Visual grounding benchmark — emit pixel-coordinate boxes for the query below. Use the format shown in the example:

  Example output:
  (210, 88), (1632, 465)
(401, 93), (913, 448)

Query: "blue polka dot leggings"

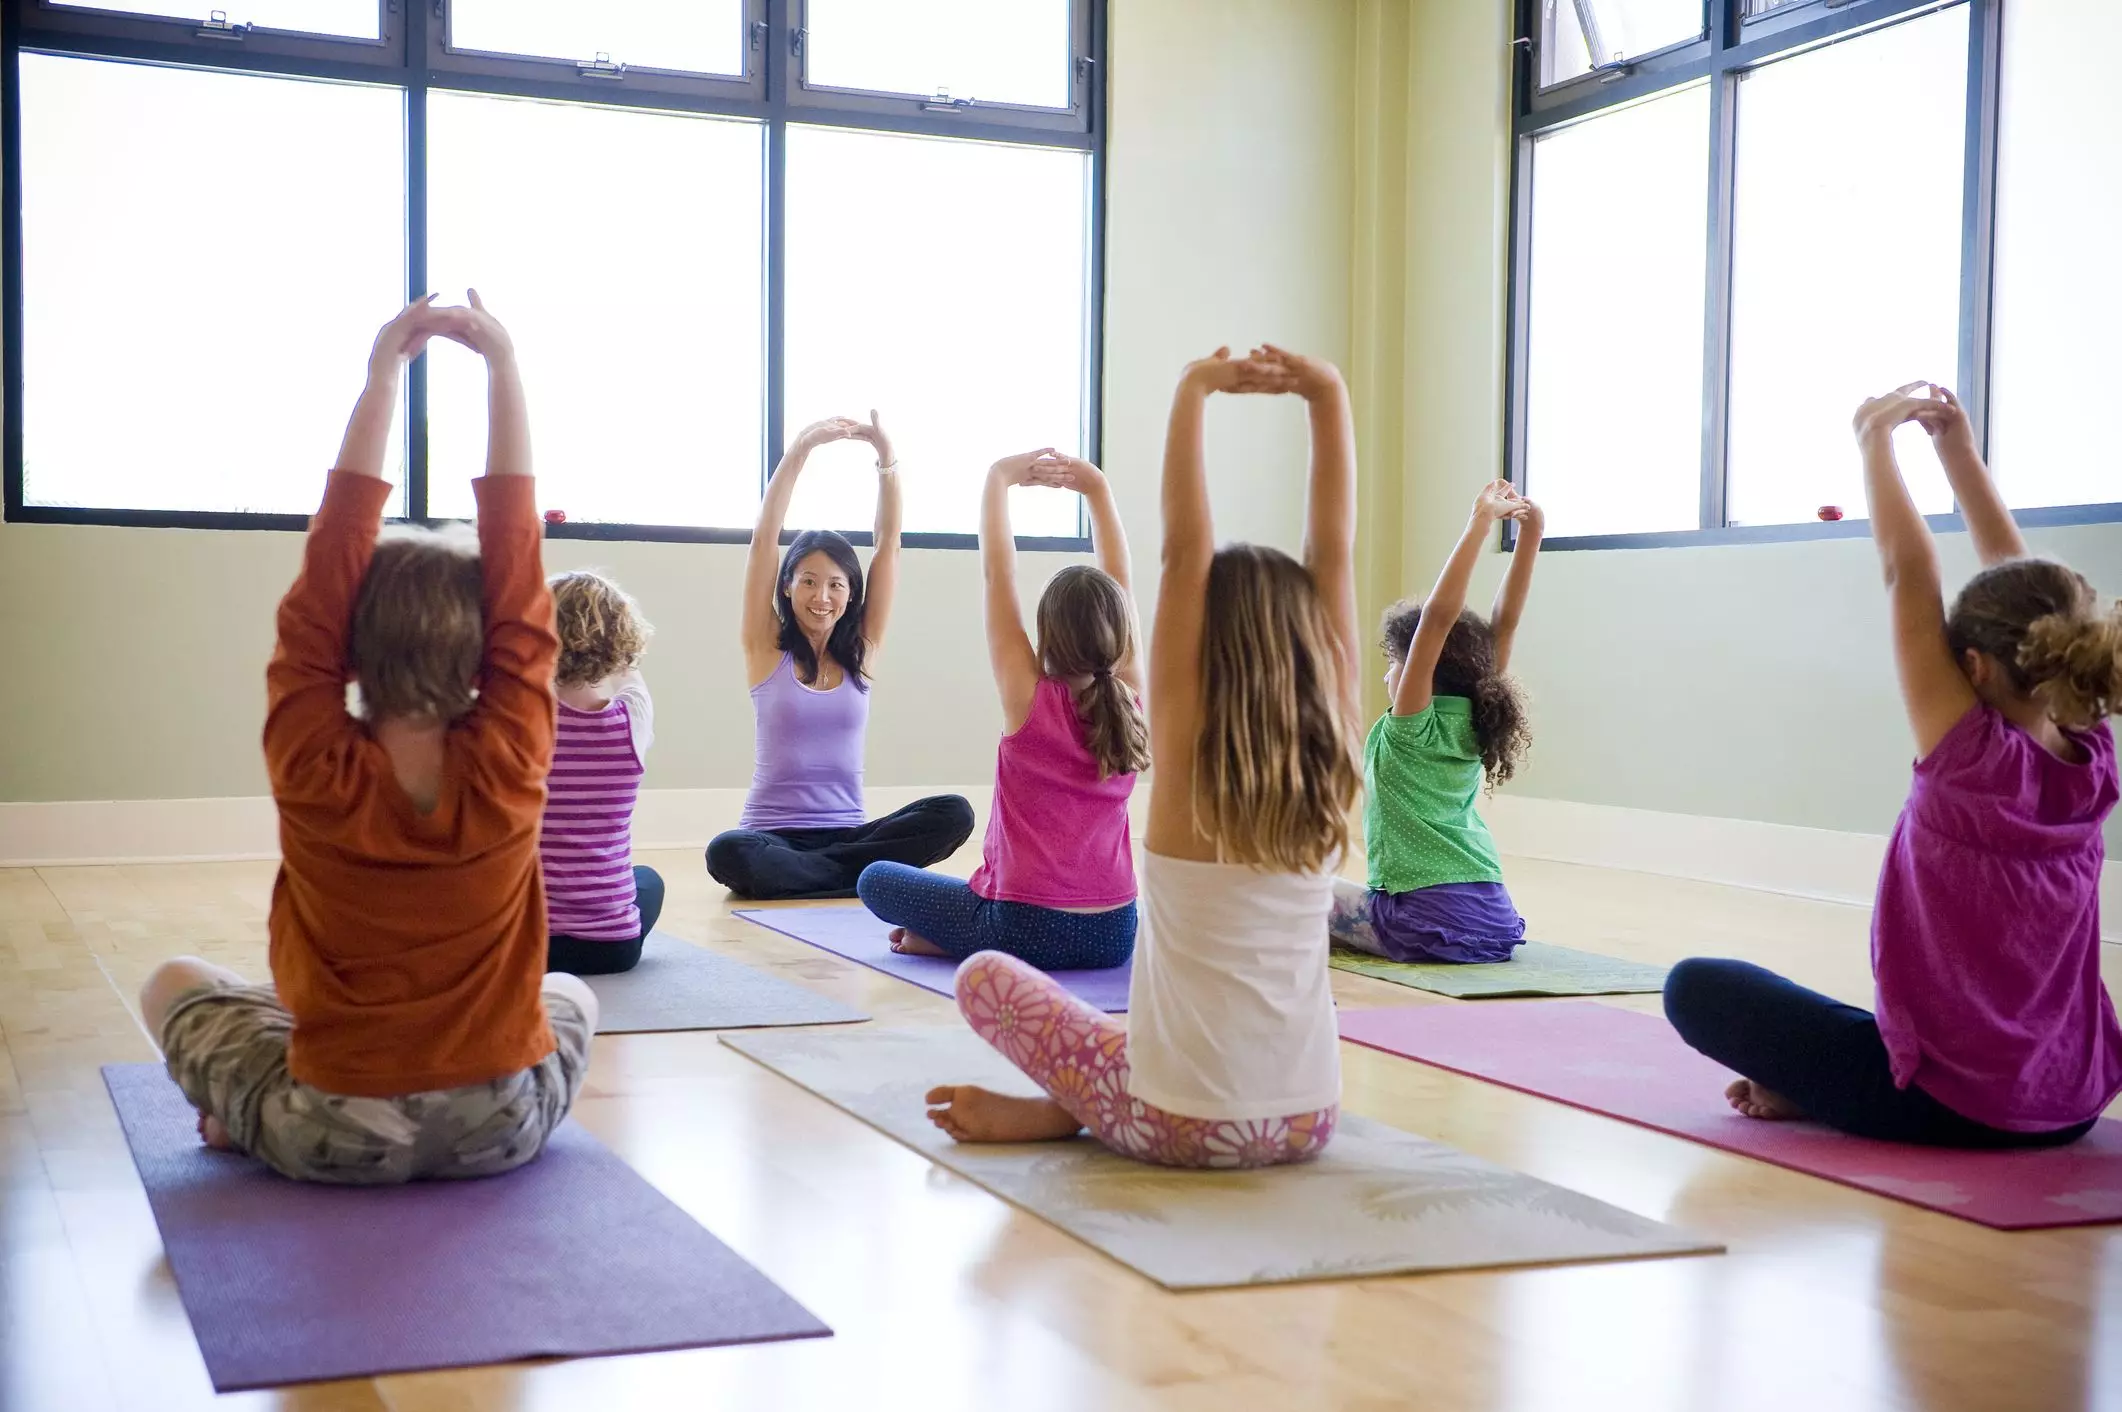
(854, 862), (1137, 970)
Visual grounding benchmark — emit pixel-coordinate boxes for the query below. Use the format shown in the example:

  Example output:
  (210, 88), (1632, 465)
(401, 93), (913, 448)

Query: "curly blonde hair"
(550, 570), (653, 689)
(1949, 558), (2122, 728)
(1191, 544), (1363, 873)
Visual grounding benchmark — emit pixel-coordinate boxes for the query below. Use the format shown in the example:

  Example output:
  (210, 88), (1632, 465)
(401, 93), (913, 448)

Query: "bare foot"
(925, 1085), (1082, 1143)
(196, 1112), (235, 1150)
(890, 928), (948, 957)
(1725, 1078), (1802, 1121)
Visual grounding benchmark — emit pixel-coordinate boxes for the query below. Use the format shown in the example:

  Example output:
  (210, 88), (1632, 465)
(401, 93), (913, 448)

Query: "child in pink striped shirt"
(542, 571), (661, 975)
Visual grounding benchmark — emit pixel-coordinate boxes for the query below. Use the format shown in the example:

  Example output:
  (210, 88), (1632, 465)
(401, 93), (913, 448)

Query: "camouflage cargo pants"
(158, 981), (591, 1185)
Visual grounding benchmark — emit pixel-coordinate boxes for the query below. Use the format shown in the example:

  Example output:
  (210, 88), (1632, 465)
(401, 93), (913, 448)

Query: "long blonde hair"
(1191, 544), (1363, 871)
(1036, 565), (1151, 778)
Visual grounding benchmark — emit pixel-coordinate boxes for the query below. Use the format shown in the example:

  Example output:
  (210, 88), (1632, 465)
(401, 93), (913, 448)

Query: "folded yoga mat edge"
(103, 1063), (830, 1391)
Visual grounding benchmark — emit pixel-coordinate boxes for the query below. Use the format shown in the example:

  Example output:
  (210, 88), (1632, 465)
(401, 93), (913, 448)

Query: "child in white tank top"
(926, 346), (1364, 1167)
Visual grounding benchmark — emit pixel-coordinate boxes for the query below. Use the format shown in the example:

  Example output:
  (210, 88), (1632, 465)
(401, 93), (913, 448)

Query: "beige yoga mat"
(1331, 941), (1670, 998)
(722, 1026), (1720, 1290)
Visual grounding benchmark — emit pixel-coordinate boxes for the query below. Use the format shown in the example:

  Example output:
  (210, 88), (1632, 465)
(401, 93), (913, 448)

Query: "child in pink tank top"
(1666, 382), (2121, 1147)
(856, 449), (1146, 972)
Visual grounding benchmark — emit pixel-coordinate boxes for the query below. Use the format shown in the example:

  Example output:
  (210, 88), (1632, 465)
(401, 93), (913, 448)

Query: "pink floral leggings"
(953, 951), (1338, 1169)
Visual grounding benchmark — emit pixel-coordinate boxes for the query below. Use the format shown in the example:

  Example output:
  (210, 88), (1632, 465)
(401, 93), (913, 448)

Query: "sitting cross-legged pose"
(542, 570), (663, 976)
(705, 414), (975, 900)
(140, 292), (600, 1184)
(1665, 381), (2122, 1148)
(926, 345), (1364, 1169)
(1329, 481), (1541, 963)
(855, 448), (1148, 971)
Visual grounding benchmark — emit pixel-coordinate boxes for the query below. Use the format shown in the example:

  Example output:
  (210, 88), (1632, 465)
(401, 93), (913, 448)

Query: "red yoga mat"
(1339, 1001), (2122, 1230)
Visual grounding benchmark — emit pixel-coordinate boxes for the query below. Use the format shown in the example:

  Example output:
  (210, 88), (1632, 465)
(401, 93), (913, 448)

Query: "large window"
(3, 0), (1105, 546)
(1510, 0), (2122, 548)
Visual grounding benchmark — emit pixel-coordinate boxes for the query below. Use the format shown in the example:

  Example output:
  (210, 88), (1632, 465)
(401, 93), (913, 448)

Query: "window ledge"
(1541, 501), (2122, 552)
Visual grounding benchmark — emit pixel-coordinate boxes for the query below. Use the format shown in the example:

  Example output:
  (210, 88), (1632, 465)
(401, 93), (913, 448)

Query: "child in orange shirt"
(139, 293), (599, 1184)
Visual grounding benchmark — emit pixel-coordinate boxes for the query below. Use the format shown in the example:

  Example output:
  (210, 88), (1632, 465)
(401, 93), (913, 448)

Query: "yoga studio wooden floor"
(4, 849), (2117, 1412)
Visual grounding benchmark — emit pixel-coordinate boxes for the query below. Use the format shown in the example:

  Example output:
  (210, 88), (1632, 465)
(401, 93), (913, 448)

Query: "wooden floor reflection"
(2, 849), (2116, 1411)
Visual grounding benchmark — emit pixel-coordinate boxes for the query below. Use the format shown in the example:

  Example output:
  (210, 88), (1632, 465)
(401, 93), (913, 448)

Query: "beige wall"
(0, 0), (1356, 805)
(1382, 0), (2122, 849)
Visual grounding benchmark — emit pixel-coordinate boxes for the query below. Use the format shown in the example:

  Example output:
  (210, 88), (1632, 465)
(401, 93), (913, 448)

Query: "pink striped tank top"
(541, 679), (650, 940)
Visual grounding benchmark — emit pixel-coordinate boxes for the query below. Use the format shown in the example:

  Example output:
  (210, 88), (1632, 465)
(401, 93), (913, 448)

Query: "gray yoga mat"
(1330, 940), (1670, 998)
(104, 1062), (829, 1391)
(723, 1027), (1719, 1290)
(585, 932), (868, 1033)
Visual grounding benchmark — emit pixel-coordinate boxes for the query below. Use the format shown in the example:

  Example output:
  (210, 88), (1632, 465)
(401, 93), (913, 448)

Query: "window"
(1724, 6), (1966, 525)
(783, 126), (1091, 538)
(1524, 86), (1710, 539)
(1986, 0), (2120, 511)
(18, 55), (406, 516)
(1509, 0), (2122, 547)
(425, 93), (765, 527)
(4, 1), (1105, 547)
(1540, 0), (1707, 87)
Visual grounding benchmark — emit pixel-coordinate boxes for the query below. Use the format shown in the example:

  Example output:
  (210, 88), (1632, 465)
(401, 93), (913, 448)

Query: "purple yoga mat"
(735, 905), (1134, 1012)
(103, 1063), (829, 1391)
(1338, 1001), (2122, 1230)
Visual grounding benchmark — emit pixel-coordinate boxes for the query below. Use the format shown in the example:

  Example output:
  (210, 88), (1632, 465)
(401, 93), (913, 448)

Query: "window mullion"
(405, 63), (429, 523)
(1698, 70), (1738, 531)
(764, 0), (789, 501)
(1956, 0), (2002, 467)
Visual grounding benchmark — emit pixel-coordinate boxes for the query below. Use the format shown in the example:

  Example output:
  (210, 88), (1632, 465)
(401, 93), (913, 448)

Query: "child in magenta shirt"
(1664, 382), (2122, 1147)
(856, 449), (1145, 971)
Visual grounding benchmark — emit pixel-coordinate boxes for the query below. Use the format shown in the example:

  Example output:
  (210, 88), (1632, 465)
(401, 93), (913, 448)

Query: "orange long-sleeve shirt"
(264, 471), (559, 1097)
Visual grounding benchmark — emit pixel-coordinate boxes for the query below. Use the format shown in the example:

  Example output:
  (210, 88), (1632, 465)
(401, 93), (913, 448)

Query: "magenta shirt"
(1874, 704), (2122, 1131)
(968, 676), (1138, 909)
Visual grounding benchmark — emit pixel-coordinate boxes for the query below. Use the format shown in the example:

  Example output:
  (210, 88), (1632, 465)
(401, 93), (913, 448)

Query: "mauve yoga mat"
(1338, 1001), (2122, 1230)
(103, 1063), (829, 1392)
(735, 905), (1134, 1012)
(585, 932), (867, 1033)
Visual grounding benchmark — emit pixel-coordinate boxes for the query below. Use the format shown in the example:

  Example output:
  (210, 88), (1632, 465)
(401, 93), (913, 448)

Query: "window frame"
(1505, 0), (2122, 552)
(0, 0), (1107, 551)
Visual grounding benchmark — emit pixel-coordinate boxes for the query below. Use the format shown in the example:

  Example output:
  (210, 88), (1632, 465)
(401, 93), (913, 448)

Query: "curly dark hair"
(1380, 599), (1531, 789)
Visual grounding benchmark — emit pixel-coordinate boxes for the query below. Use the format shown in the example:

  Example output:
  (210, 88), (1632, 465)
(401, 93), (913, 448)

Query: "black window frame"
(1505, 0), (2122, 552)
(1, 0), (1107, 552)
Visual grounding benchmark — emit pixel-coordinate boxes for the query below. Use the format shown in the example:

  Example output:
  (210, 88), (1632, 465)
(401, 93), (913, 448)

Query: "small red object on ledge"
(543, 508), (567, 525)
(1817, 505), (1844, 522)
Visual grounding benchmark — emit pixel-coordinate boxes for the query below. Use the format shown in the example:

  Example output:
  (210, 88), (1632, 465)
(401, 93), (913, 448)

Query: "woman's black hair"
(776, 529), (870, 690)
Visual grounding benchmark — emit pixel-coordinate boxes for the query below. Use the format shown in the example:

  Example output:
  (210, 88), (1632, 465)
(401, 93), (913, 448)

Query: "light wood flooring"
(2, 848), (2118, 1412)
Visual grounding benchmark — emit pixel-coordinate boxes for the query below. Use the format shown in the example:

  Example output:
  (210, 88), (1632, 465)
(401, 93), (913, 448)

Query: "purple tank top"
(740, 652), (868, 831)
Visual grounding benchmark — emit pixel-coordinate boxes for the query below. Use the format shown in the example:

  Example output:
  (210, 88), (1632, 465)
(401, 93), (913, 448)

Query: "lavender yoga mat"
(1338, 1001), (2122, 1230)
(735, 905), (1134, 1012)
(103, 1063), (829, 1391)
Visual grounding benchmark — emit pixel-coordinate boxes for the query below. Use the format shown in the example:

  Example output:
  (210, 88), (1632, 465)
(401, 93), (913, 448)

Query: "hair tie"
(1092, 668), (1113, 680)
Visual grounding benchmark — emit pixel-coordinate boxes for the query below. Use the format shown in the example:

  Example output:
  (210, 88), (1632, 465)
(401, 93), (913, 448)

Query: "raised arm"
(1855, 385), (1978, 757)
(1488, 497), (1545, 675)
(1035, 452), (1143, 697)
(266, 299), (443, 807)
(983, 451), (1049, 731)
(1394, 482), (1525, 717)
(1920, 383), (2026, 567)
(431, 292), (557, 789)
(858, 410), (903, 657)
(1266, 345), (1360, 721)
(743, 417), (863, 683)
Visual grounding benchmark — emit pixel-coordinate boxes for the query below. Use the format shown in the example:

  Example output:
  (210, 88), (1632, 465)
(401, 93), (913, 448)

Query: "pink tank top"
(968, 676), (1138, 909)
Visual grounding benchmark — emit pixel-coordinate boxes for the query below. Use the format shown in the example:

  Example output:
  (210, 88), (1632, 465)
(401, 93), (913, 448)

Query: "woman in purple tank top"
(855, 448), (1148, 972)
(705, 412), (973, 900)
(1665, 382), (2122, 1148)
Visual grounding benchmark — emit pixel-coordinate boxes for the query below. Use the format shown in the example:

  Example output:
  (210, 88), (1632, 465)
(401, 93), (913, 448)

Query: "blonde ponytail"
(2021, 600), (2122, 730)
(1073, 670), (1152, 780)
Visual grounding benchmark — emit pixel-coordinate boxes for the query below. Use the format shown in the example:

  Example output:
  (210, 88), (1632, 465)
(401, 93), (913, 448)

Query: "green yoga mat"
(1330, 941), (1668, 999)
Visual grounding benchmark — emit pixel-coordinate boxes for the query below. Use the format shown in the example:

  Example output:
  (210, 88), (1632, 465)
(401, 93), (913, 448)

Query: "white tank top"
(1125, 850), (1343, 1121)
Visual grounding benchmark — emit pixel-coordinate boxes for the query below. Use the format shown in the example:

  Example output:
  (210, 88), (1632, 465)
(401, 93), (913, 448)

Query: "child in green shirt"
(1329, 480), (1542, 962)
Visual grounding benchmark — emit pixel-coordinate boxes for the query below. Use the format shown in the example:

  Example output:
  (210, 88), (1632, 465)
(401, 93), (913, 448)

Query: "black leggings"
(705, 795), (976, 901)
(1661, 957), (2096, 1150)
(547, 865), (665, 976)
